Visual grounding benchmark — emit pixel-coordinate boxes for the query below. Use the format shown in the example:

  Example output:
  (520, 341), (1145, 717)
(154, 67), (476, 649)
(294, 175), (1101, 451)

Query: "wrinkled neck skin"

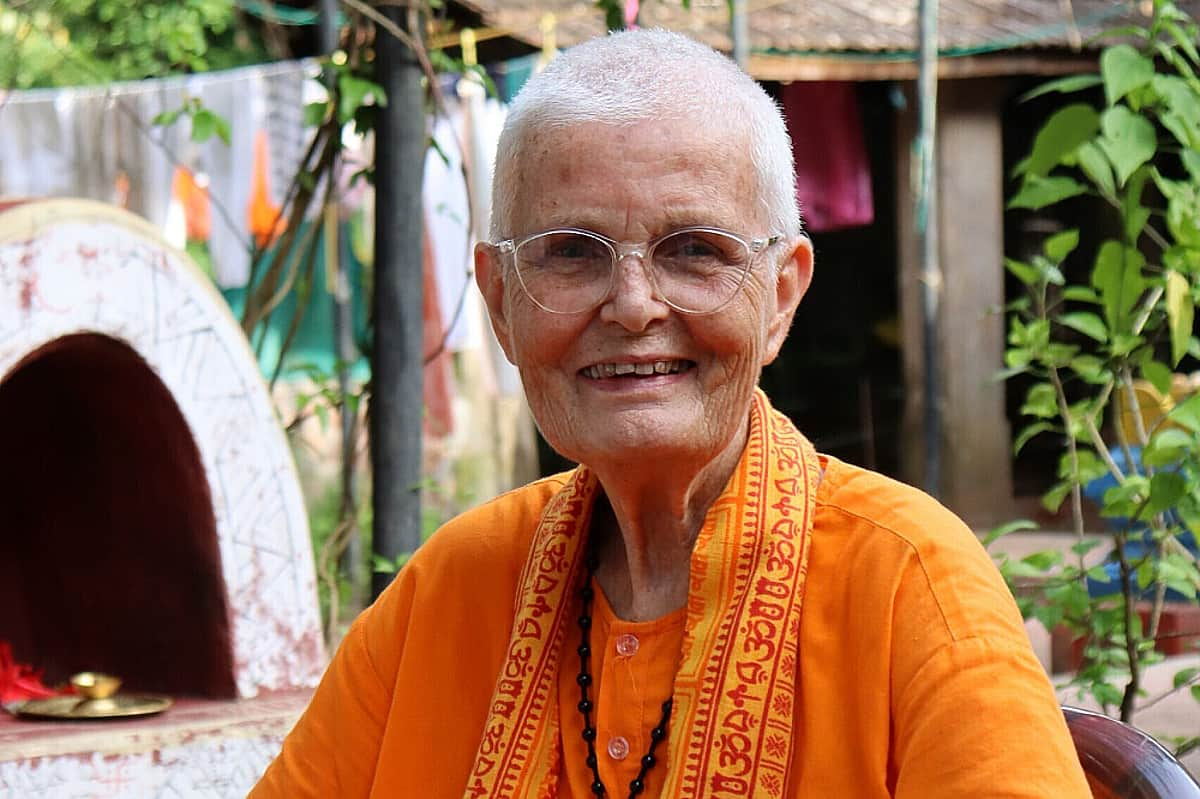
(587, 415), (749, 622)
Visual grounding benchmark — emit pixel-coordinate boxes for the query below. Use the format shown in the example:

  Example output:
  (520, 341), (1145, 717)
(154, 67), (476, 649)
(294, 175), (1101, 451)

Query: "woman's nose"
(598, 253), (671, 331)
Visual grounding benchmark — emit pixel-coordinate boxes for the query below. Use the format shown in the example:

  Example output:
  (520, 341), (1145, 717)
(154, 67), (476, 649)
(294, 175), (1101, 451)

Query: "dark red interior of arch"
(0, 333), (236, 698)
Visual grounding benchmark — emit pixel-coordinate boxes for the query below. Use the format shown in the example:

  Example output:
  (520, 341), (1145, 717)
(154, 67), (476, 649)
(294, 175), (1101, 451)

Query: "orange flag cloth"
(466, 389), (820, 798)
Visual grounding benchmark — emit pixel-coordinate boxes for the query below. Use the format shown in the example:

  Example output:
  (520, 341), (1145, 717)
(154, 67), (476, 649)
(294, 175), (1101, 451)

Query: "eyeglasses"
(495, 226), (781, 315)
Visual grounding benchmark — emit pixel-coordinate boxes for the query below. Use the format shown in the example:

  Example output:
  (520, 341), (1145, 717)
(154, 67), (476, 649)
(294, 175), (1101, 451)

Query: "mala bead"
(575, 542), (672, 799)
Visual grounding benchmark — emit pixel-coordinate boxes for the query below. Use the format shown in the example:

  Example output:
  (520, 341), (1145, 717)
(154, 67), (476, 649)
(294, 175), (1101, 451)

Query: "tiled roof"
(468, 0), (1195, 57)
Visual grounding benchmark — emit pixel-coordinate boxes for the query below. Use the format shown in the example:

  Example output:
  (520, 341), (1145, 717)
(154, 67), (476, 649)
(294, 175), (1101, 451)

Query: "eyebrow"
(538, 211), (734, 238)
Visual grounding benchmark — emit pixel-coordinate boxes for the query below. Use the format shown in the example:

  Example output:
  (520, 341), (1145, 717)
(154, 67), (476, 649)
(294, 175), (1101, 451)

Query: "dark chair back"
(1064, 706), (1200, 799)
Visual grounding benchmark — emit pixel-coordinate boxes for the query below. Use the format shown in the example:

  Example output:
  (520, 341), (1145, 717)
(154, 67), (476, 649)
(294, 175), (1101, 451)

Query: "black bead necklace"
(575, 548), (673, 797)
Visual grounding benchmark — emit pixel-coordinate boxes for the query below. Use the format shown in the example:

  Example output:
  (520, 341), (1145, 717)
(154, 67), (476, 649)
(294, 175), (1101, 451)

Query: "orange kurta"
(252, 456), (1090, 798)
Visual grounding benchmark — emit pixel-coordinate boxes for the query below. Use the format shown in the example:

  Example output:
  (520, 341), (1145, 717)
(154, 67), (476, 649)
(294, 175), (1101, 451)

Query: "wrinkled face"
(476, 120), (812, 473)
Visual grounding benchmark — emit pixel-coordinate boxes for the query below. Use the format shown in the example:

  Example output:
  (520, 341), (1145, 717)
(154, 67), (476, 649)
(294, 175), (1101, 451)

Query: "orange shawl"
(465, 390), (820, 798)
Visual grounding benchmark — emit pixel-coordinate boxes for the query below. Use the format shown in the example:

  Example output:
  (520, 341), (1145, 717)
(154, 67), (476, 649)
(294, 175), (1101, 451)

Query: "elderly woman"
(252, 30), (1089, 798)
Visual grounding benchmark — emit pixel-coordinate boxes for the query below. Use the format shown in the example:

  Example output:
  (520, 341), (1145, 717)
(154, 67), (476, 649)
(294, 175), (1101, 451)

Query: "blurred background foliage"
(0, 0), (273, 89)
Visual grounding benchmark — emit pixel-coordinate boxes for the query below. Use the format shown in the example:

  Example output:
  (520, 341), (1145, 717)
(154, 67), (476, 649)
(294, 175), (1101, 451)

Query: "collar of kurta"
(465, 388), (820, 798)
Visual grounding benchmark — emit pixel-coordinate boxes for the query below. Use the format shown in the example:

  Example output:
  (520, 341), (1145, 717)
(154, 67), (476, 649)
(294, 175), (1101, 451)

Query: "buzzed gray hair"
(489, 29), (802, 240)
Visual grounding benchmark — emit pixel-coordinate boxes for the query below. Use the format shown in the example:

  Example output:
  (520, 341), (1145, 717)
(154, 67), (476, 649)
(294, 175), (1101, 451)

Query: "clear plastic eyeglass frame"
(493, 226), (781, 315)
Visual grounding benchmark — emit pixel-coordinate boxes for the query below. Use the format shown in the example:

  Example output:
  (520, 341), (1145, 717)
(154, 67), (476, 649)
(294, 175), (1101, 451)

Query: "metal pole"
(731, 0), (749, 68)
(371, 4), (425, 599)
(916, 0), (942, 498)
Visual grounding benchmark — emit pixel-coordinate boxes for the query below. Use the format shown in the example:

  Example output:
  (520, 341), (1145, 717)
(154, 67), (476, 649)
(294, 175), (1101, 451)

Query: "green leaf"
(1014, 422), (1055, 455)
(1006, 296), (1032, 313)
(1063, 286), (1101, 303)
(1070, 354), (1110, 383)
(1067, 449), (1111, 484)
(1164, 20), (1200, 66)
(1077, 142), (1116, 198)
(1005, 348), (1033, 370)
(1008, 175), (1089, 210)
(1021, 382), (1059, 419)
(1097, 106), (1158, 186)
(1005, 257), (1041, 287)
(1166, 187), (1200, 248)
(1160, 555), (1199, 599)
(1091, 240), (1147, 332)
(1144, 428), (1195, 466)
(152, 108), (182, 127)
(1044, 229), (1081, 263)
(190, 108), (231, 146)
(338, 74), (387, 124)
(1025, 319), (1051, 352)
(1097, 682), (1125, 709)
(1137, 559), (1156, 590)
(1185, 150), (1200, 183)
(1101, 44), (1156, 106)
(1044, 343), (1079, 367)
(1043, 480), (1072, 514)
(1035, 256), (1066, 286)
(1142, 357), (1174, 395)
(1023, 550), (1063, 571)
(1046, 579), (1091, 619)
(1110, 333), (1145, 357)
(1019, 73), (1103, 103)
(1164, 245), (1200, 275)
(1151, 74), (1200, 149)
(1125, 206), (1153, 245)
(303, 100), (330, 127)
(1072, 539), (1105, 557)
(1170, 394), (1200, 432)
(983, 518), (1039, 547)
(1059, 311), (1108, 342)
(1102, 476), (1151, 519)
(1167, 270), (1194, 366)
(1147, 471), (1188, 516)
(1021, 104), (1101, 177)
(1193, 685), (1200, 704)
(1174, 667), (1200, 690)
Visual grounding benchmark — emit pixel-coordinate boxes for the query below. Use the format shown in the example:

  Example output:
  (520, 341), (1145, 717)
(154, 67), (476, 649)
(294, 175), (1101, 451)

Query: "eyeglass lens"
(514, 229), (753, 314)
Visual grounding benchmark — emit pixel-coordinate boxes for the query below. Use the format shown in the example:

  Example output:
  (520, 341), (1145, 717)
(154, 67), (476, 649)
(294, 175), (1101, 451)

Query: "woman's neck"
(587, 419), (748, 621)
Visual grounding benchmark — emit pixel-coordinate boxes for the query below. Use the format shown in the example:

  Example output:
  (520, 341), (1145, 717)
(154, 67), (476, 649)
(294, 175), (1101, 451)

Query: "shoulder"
(814, 456), (974, 551)
(407, 469), (575, 577)
(356, 471), (575, 683)
(811, 456), (1024, 645)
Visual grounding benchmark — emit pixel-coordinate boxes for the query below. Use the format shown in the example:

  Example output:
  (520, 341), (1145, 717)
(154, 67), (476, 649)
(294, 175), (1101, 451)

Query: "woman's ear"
(474, 243), (516, 364)
(762, 234), (814, 365)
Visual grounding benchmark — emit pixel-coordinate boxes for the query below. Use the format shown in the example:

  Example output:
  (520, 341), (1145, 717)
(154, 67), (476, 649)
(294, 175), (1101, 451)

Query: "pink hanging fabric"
(782, 81), (874, 232)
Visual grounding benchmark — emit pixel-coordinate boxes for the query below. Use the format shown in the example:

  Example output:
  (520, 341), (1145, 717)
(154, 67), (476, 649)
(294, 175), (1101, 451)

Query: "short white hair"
(490, 29), (802, 240)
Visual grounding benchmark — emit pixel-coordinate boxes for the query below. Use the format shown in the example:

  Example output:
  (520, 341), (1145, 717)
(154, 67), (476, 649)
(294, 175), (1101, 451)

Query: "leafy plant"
(0, 0), (267, 89)
(994, 0), (1200, 730)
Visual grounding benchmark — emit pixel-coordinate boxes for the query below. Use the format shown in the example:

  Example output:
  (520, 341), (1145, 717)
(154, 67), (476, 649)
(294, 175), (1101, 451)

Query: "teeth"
(585, 360), (687, 379)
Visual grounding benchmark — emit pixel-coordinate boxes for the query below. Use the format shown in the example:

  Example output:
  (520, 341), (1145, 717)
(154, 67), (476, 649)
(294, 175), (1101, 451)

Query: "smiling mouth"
(581, 359), (694, 379)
